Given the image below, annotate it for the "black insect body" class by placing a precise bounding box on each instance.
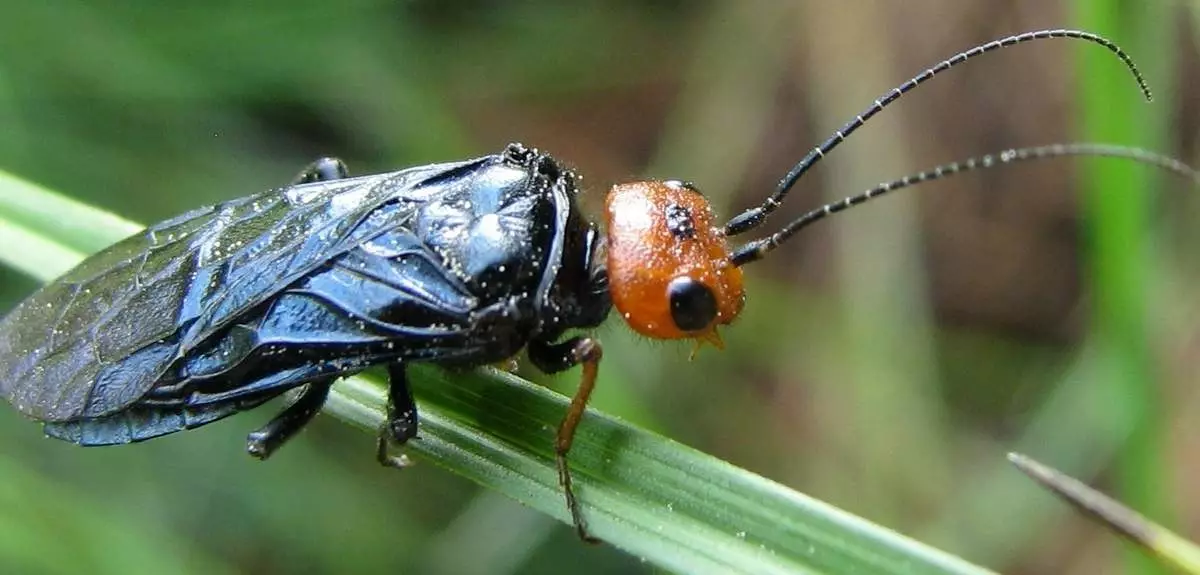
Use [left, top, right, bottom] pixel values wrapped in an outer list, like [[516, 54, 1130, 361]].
[[0, 144, 610, 518]]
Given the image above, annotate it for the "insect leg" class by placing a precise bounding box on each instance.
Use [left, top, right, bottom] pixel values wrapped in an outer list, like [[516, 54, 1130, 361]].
[[291, 157, 349, 184], [245, 382, 333, 459], [376, 362, 419, 469], [528, 336, 603, 543]]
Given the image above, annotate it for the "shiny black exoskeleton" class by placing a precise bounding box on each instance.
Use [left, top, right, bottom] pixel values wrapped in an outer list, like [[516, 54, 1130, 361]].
[[0, 144, 611, 475]]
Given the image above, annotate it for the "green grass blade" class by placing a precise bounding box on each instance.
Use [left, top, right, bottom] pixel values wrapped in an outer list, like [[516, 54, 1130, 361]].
[[0, 170, 141, 256], [0, 169, 995, 575]]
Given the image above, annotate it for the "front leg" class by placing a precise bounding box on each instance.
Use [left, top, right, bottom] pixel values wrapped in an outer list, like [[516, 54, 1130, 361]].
[[377, 362, 419, 468], [528, 336, 603, 544]]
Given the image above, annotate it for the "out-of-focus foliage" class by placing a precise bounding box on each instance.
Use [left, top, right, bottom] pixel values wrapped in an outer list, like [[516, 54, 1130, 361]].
[[0, 1, 1196, 573]]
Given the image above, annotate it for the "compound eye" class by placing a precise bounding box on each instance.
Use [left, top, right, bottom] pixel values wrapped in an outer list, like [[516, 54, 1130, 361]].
[[667, 276, 718, 332]]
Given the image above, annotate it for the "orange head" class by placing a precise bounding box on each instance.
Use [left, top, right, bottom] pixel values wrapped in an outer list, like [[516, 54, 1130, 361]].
[[603, 180, 745, 349]]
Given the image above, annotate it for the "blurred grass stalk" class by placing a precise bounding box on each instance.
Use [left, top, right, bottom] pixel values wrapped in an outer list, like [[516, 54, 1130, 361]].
[[795, 2, 950, 526], [1009, 453, 1200, 574], [1072, 1, 1177, 574]]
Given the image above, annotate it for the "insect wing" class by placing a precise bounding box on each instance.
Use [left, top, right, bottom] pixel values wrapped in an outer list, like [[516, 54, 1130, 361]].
[[176, 158, 488, 350], [0, 156, 487, 422]]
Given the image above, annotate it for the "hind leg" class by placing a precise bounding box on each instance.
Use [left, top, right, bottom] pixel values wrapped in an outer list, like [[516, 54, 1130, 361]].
[[245, 382, 332, 459], [376, 363, 419, 468]]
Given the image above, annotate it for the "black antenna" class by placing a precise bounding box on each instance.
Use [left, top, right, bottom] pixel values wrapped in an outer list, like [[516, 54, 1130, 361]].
[[730, 144, 1197, 266], [723, 29, 1153, 237]]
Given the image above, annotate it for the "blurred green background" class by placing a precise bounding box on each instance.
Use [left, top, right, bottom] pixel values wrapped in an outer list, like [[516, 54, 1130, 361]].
[[0, 1, 1197, 573]]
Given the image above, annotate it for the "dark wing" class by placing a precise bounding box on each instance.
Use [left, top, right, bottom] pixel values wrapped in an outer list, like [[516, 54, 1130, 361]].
[[42, 224, 492, 446], [180, 223, 493, 404], [0, 156, 489, 422]]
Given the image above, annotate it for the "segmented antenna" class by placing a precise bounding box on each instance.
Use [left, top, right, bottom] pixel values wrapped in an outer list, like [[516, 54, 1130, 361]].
[[729, 144, 1198, 266], [723, 29, 1153, 237]]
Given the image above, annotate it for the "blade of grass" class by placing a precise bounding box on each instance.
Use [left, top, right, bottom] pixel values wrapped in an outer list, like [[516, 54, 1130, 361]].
[[0, 170, 996, 575], [0, 170, 141, 258], [1071, 4, 1177, 574]]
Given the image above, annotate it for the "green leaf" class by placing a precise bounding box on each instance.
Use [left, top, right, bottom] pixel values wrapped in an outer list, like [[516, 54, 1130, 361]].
[[0, 169, 995, 575]]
